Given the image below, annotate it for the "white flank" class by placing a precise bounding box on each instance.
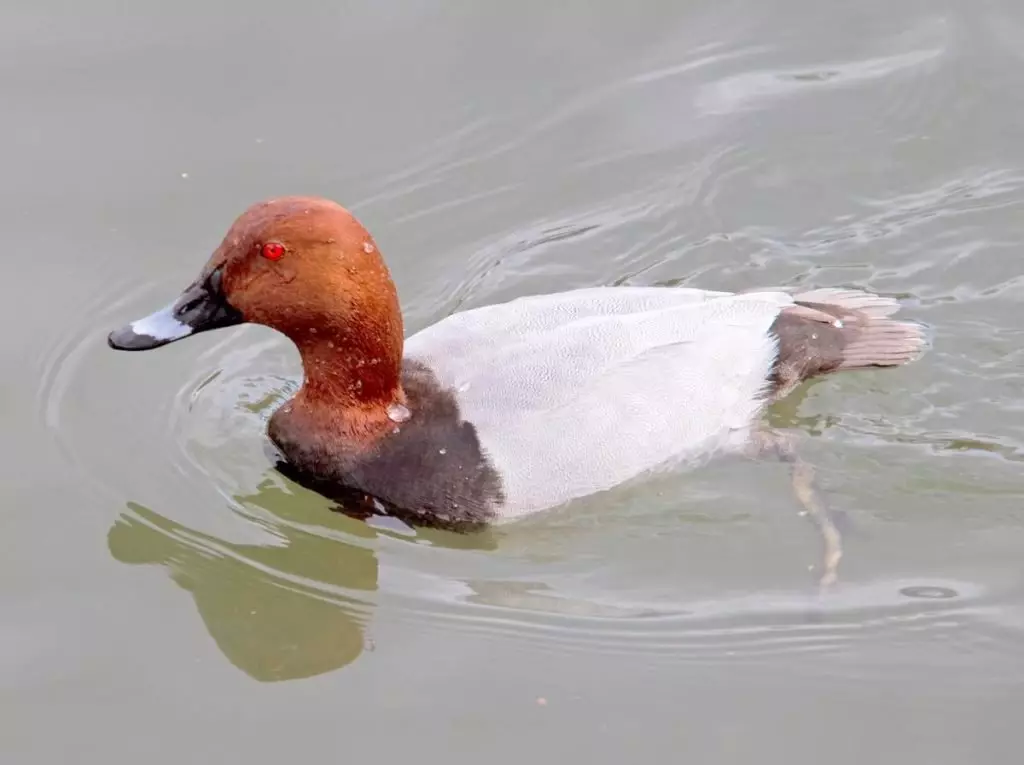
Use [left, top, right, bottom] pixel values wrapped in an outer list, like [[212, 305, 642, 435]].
[[404, 286, 794, 518]]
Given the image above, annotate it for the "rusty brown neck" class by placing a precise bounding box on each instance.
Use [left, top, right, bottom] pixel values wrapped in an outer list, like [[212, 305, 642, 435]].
[[285, 313, 406, 444]]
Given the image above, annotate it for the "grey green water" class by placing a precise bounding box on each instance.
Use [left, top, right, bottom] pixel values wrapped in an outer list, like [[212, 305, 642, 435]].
[[5, 1, 1024, 762]]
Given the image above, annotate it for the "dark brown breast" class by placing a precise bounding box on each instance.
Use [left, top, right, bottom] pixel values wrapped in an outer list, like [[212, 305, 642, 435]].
[[268, 360, 505, 531]]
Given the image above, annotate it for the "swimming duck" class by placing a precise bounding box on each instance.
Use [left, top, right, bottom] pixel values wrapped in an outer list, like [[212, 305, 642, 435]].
[[108, 197, 924, 579]]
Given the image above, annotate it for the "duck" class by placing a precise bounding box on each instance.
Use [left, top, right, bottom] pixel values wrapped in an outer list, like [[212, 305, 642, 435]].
[[108, 196, 924, 578]]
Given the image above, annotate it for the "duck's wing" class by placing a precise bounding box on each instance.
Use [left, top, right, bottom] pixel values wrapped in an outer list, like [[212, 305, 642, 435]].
[[404, 287, 794, 517]]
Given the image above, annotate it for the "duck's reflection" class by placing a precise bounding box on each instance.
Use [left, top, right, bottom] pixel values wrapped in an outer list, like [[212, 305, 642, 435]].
[[107, 477, 376, 681], [108, 469, 498, 682]]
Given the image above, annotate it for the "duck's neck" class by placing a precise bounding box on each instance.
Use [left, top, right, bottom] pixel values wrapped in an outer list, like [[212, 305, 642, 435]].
[[287, 315, 406, 444]]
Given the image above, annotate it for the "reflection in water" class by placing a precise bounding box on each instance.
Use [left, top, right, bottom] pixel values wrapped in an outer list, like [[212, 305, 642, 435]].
[[108, 477, 379, 682], [107, 470, 500, 682]]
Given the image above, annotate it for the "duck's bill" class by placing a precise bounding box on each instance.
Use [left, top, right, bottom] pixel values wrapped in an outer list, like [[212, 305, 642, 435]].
[[107, 267, 244, 351]]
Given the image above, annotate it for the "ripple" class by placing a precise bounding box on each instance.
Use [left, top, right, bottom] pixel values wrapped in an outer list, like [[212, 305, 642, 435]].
[[380, 575, 1024, 680], [35, 275, 167, 498], [807, 169, 1024, 255], [695, 46, 944, 117], [901, 585, 959, 599]]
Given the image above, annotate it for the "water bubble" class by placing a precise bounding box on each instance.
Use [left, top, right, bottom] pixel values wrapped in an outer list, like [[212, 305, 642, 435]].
[[387, 403, 411, 423]]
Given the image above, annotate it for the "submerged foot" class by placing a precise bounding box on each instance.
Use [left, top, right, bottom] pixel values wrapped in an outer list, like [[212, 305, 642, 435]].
[[750, 428, 843, 591]]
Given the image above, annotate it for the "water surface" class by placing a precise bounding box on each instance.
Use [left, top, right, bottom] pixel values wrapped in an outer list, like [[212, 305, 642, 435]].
[[4, 1, 1024, 762]]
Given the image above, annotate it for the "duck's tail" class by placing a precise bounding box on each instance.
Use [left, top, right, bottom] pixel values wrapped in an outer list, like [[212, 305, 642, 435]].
[[793, 288, 925, 370], [767, 288, 926, 399]]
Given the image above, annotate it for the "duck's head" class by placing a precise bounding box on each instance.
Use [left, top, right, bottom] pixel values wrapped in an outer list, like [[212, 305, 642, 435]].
[[109, 196, 405, 407]]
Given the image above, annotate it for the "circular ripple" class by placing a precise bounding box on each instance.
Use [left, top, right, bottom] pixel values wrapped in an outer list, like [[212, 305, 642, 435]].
[[900, 585, 959, 599]]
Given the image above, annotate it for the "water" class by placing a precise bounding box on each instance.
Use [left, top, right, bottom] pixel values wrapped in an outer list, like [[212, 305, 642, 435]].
[[5, 1, 1024, 762]]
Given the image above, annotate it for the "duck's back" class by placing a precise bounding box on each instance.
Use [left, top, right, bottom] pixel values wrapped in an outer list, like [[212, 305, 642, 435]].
[[404, 286, 794, 517]]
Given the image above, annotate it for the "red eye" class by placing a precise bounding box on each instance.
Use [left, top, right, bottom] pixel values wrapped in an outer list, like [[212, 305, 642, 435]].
[[261, 242, 285, 260]]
